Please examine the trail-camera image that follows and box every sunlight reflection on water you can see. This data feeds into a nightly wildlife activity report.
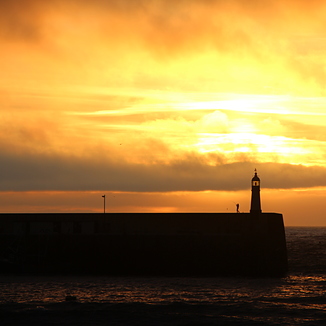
[1,274,326,306]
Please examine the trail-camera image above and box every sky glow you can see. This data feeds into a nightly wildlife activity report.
[1,0,326,225]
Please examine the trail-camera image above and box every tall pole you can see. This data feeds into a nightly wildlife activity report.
[102,195,106,213]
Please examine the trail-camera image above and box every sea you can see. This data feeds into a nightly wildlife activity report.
[0,227,326,326]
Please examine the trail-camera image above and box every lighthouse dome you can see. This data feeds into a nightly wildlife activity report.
[252,170,260,182]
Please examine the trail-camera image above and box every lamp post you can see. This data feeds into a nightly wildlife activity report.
[102,195,106,213]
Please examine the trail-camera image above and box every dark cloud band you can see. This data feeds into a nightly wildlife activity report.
[1,149,325,192]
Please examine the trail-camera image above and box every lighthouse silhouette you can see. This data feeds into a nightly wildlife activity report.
[250,169,262,213]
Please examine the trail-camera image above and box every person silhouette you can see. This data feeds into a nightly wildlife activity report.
[236,203,240,213]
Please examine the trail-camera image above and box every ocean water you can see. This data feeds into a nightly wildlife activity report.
[0,227,326,326]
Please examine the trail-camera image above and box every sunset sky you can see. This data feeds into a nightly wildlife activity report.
[1,0,326,225]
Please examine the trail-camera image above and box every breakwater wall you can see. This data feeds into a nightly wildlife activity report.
[0,212,287,277]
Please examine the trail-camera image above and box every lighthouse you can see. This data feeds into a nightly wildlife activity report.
[250,169,262,213]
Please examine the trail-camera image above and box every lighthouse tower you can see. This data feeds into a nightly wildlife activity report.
[250,169,262,213]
